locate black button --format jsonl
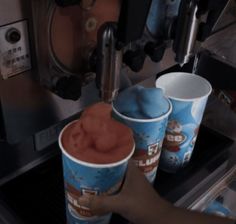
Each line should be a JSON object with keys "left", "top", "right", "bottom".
{"left": 6, "top": 28, "right": 21, "bottom": 44}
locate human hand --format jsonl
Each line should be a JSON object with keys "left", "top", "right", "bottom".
{"left": 78, "top": 160, "right": 171, "bottom": 224}
{"left": 78, "top": 161, "right": 235, "bottom": 224}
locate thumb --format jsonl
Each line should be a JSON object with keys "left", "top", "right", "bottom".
{"left": 78, "top": 194, "right": 122, "bottom": 215}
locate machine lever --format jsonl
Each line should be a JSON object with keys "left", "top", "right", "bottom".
{"left": 116, "top": 0, "right": 152, "bottom": 48}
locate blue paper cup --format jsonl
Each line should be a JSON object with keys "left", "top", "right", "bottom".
{"left": 112, "top": 99, "right": 172, "bottom": 183}
{"left": 59, "top": 121, "right": 135, "bottom": 224}
{"left": 156, "top": 72, "right": 212, "bottom": 173}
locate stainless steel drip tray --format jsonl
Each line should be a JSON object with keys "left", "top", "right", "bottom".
{"left": 189, "top": 165, "right": 236, "bottom": 219}
{"left": 0, "top": 125, "right": 233, "bottom": 224}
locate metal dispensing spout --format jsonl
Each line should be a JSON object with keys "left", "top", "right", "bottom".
{"left": 173, "top": 0, "right": 200, "bottom": 66}
{"left": 96, "top": 23, "right": 122, "bottom": 103}
{"left": 96, "top": 0, "right": 152, "bottom": 103}
{"left": 172, "top": 0, "right": 230, "bottom": 66}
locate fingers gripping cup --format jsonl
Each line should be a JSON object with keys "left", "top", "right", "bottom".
{"left": 156, "top": 72, "right": 212, "bottom": 173}
{"left": 112, "top": 86, "right": 172, "bottom": 183}
{"left": 59, "top": 103, "right": 135, "bottom": 224}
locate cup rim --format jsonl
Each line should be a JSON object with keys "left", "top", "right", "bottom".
{"left": 58, "top": 120, "right": 135, "bottom": 168}
{"left": 155, "top": 72, "right": 212, "bottom": 102}
{"left": 111, "top": 97, "right": 172, "bottom": 123}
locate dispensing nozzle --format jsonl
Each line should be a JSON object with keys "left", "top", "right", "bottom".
{"left": 173, "top": 0, "right": 200, "bottom": 65}
{"left": 96, "top": 23, "right": 122, "bottom": 103}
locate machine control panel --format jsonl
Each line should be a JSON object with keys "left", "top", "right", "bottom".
{"left": 0, "top": 20, "right": 31, "bottom": 79}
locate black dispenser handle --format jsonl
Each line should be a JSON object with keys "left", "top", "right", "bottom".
{"left": 116, "top": 0, "right": 152, "bottom": 48}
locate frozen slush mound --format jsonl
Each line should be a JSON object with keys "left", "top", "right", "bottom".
{"left": 113, "top": 85, "right": 169, "bottom": 119}
{"left": 62, "top": 102, "right": 134, "bottom": 164}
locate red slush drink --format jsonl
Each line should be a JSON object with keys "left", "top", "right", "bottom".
{"left": 59, "top": 102, "right": 135, "bottom": 224}
{"left": 61, "top": 102, "right": 134, "bottom": 164}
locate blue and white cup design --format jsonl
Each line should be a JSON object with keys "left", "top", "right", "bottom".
{"left": 59, "top": 121, "right": 135, "bottom": 224}
{"left": 112, "top": 99, "right": 172, "bottom": 183}
{"left": 156, "top": 72, "right": 212, "bottom": 173}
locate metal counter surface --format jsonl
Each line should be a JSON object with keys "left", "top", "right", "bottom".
{"left": 171, "top": 93, "right": 236, "bottom": 208}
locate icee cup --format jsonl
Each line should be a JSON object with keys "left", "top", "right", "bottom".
{"left": 112, "top": 99, "right": 172, "bottom": 184}
{"left": 156, "top": 72, "right": 212, "bottom": 173}
{"left": 58, "top": 120, "right": 135, "bottom": 224}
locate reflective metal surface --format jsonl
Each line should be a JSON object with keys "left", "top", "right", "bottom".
{"left": 173, "top": 0, "right": 200, "bottom": 65}
{"left": 203, "top": 23, "right": 236, "bottom": 69}
{"left": 0, "top": 71, "right": 100, "bottom": 144}
{"left": 97, "top": 23, "right": 122, "bottom": 102}
{"left": 190, "top": 165, "right": 236, "bottom": 218}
